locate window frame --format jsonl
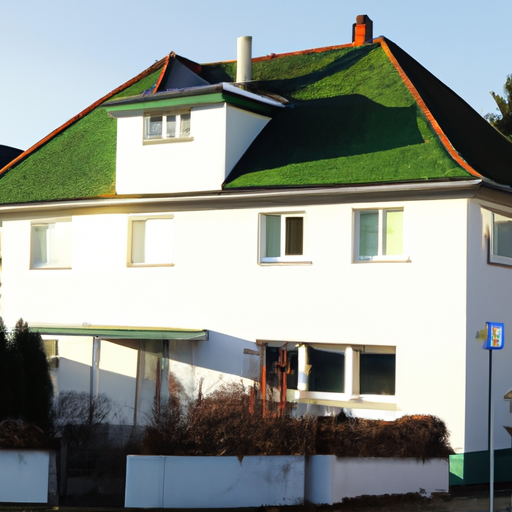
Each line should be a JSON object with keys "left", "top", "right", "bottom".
{"left": 353, "top": 207, "right": 409, "bottom": 262}
{"left": 30, "top": 219, "right": 72, "bottom": 270}
{"left": 127, "top": 214, "right": 175, "bottom": 267}
{"left": 264, "top": 341, "right": 396, "bottom": 405}
{"left": 259, "top": 211, "right": 311, "bottom": 265}
{"left": 143, "top": 110, "right": 193, "bottom": 144}
{"left": 489, "top": 212, "right": 512, "bottom": 266}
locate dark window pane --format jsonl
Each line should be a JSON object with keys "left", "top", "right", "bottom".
{"left": 308, "top": 346, "right": 344, "bottom": 392}
{"left": 360, "top": 353, "right": 395, "bottom": 395}
{"left": 265, "top": 347, "right": 298, "bottom": 390}
{"left": 285, "top": 217, "right": 303, "bottom": 255}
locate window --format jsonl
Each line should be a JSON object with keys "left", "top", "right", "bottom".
{"left": 308, "top": 346, "right": 345, "bottom": 393}
{"left": 260, "top": 213, "right": 308, "bottom": 263}
{"left": 355, "top": 208, "right": 405, "bottom": 261}
{"left": 144, "top": 112, "right": 191, "bottom": 142}
{"left": 490, "top": 213, "right": 512, "bottom": 265}
{"left": 31, "top": 220, "right": 72, "bottom": 269}
{"left": 129, "top": 216, "right": 174, "bottom": 266}
{"left": 359, "top": 352, "right": 395, "bottom": 395}
{"left": 295, "top": 344, "right": 395, "bottom": 397}
{"left": 43, "top": 339, "right": 59, "bottom": 369}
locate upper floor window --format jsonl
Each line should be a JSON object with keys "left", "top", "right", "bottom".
{"left": 490, "top": 213, "right": 512, "bottom": 265}
{"left": 31, "top": 220, "right": 72, "bottom": 269}
{"left": 259, "top": 213, "right": 310, "bottom": 264}
{"left": 143, "top": 112, "right": 191, "bottom": 142}
{"left": 128, "top": 216, "right": 174, "bottom": 266}
{"left": 354, "top": 208, "right": 407, "bottom": 262}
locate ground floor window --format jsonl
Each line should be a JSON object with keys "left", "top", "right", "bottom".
{"left": 264, "top": 343, "right": 395, "bottom": 398}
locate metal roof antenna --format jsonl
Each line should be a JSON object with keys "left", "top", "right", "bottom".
{"left": 236, "top": 36, "right": 252, "bottom": 82}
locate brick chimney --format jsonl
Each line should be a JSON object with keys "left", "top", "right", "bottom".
{"left": 352, "top": 15, "right": 373, "bottom": 46}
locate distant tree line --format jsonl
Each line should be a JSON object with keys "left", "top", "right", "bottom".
{"left": 0, "top": 319, "right": 53, "bottom": 431}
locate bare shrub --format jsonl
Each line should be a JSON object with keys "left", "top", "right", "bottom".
{"left": 315, "top": 412, "right": 454, "bottom": 461}
{"left": 54, "top": 391, "right": 138, "bottom": 481}
{"left": 143, "top": 384, "right": 454, "bottom": 461}
{"left": 0, "top": 419, "right": 50, "bottom": 449}
{"left": 142, "top": 382, "right": 315, "bottom": 457}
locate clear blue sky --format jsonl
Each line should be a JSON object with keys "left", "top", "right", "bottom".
{"left": 1, "top": 1, "right": 510, "bottom": 151}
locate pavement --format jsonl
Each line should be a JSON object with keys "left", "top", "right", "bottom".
{"left": 0, "top": 488, "right": 512, "bottom": 512}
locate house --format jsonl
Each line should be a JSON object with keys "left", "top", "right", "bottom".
{"left": 0, "top": 15, "right": 511, "bottom": 486}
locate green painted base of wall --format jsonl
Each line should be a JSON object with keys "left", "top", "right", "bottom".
{"left": 450, "top": 448, "right": 512, "bottom": 486}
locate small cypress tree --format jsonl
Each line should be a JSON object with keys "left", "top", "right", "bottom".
{"left": 0, "top": 319, "right": 54, "bottom": 432}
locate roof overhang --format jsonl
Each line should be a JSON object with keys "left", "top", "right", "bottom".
{"left": 105, "top": 83, "right": 286, "bottom": 117}
{"left": 31, "top": 324, "right": 208, "bottom": 341}
{"left": 0, "top": 178, "right": 486, "bottom": 217}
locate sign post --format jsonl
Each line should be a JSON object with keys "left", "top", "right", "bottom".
{"left": 481, "top": 322, "right": 504, "bottom": 512}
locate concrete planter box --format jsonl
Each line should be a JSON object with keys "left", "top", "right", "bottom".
{"left": 125, "top": 455, "right": 305, "bottom": 508}
{"left": 0, "top": 449, "right": 57, "bottom": 504}
{"left": 305, "top": 456, "right": 449, "bottom": 505}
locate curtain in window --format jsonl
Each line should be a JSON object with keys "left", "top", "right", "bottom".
{"left": 383, "top": 210, "right": 403, "bottom": 255}
{"left": 166, "top": 115, "right": 176, "bottom": 138}
{"left": 265, "top": 215, "right": 281, "bottom": 257}
{"left": 359, "top": 211, "right": 378, "bottom": 257}
{"left": 180, "top": 113, "right": 191, "bottom": 137}
{"left": 31, "top": 225, "right": 48, "bottom": 267}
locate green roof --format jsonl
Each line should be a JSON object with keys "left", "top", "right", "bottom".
{"left": 0, "top": 68, "right": 162, "bottom": 204}
{"left": 221, "top": 44, "right": 470, "bottom": 188}
{"left": 2, "top": 37, "right": 511, "bottom": 204}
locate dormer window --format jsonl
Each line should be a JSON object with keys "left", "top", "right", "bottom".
{"left": 144, "top": 112, "right": 192, "bottom": 143}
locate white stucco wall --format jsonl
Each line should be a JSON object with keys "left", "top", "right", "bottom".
{"left": 0, "top": 196, "right": 471, "bottom": 447}
{"left": 115, "top": 104, "right": 269, "bottom": 195}
{"left": 465, "top": 201, "right": 512, "bottom": 453}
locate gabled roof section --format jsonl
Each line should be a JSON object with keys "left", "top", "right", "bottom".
{"left": 0, "top": 145, "right": 23, "bottom": 169}
{"left": 223, "top": 41, "right": 491, "bottom": 189}
{"left": 2, "top": 30, "right": 511, "bottom": 205}
{"left": 0, "top": 56, "right": 172, "bottom": 204}
{"left": 382, "top": 38, "right": 512, "bottom": 186}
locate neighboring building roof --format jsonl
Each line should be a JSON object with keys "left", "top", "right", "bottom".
{"left": 0, "top": 145, "right": 23, "bottom": 170}
{"left": 0, "top": 27, "right": 510, "bottom": 205}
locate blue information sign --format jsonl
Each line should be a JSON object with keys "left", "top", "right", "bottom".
{"left": 483, "top": 322, "right": 505, "bottom": 350}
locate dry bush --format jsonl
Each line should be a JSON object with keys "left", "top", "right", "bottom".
{"left": 0, "top": 419, "right": 50, "bottom": 449}
{"left": 315, "top": 412, "right": 454, "bottom": 461}
{"left": 142, "top": 384, "right": 453, "bottom": 461}
{"left": 142, "top": 383, "right": 315, "bottom": 457}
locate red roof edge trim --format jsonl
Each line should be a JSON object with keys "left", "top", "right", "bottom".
{"left": 377, "top": 38, "right": 482, "bottom": 179}
{"left": 153, "top": 54, "right": 172, "bottom": 92}
{"left": 0, "top": 56, "right": 170, "bottom": 178}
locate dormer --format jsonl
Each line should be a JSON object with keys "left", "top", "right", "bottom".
{"left": 105, "top": 51, "right": 285, "bottom": 195}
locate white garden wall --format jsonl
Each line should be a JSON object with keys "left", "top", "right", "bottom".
{"left": 0, "top": 450, "right": 55, "bottom": 503}
{"left": 125, "top": 455, "right": 305, "bottom": 508}
{"left": 125, "top": 455, "right": 449, "bottom": 508}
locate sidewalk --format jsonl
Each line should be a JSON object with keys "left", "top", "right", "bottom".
{"left": 1, "top": 489, "right": 512, "bottom": 512}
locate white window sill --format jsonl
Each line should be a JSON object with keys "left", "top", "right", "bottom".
{"left": 293, "top": 391, "right": 396, "bottom": 410}
{"left": 260, "top": 256, "right": 312, "bottom": 265}
{"left": 31, "top": 266, "right": 72, "bottom": 270}
{"left": 128, "top": 263, "right": 175, "bottom": 268}
{"left": 355, "top": 255, "right": 411, "bottom": 263}
{"left": 489, "top": 254, "right": 512, "bottom": 267}
{"left": 143, "top": 137, "right": 194, "bottom": 145}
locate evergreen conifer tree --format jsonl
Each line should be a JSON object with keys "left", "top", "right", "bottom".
{"left": 486, "top": 74, "right": 512, "bottom": 138}
{"left": 0, "top": 319, "right": 54, "bottom": 432}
